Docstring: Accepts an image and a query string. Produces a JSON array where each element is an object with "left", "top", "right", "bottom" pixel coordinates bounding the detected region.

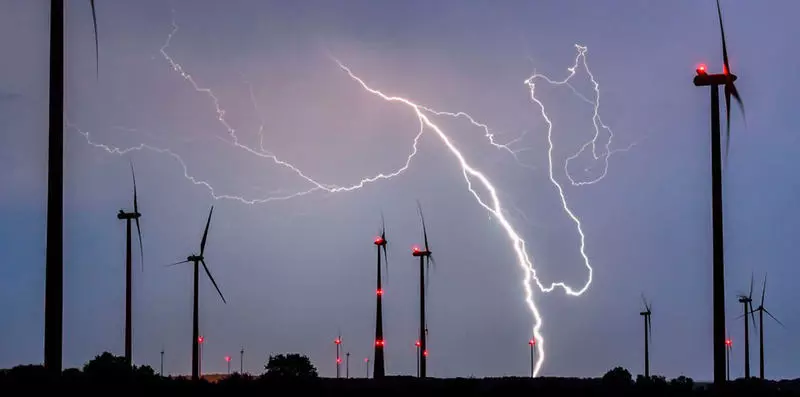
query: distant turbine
[
  {"left": 735, "top": 275, "right": 756, "bottom": 379},
  {"left": 372, "top": 214, "right": 389, "bottom": 378},
  {"left": 751, "top": 274, "right": 785, "bottom": 380},
  {"left": 692, "top": 0, "right": 746, "bottom": 385},
  {"left": 116, "top": 162, "right": 144, "bottom": 367},
  {"left": 639, "top": 295, "right": 652, "bottom": 378},
  {"left": 411, "top": 201, "right": 436, "bottom": 378},
  {"left": 334, "top": 334, "right": 342, "bottom": 379},
  {"left": 167, "top": 206, "right": 226, "bottom": 381}
]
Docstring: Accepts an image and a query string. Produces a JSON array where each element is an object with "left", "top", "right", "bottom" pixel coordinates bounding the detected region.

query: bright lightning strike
[{"left": 75, "top": 8, "right": 632, "bottom": 377}]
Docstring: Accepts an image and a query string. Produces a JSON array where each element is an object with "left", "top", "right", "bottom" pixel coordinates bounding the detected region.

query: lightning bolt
[{"left": 74, "top": 7, "right": 633, "bottom": 377}]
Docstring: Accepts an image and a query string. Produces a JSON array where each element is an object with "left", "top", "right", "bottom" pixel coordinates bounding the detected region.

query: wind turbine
[
  {"left": 167, "top": 206, "right": 226, "bottom": 381},
  {"left": 640, "top": 295, "right": 652, "bottom": 378},
  {"left": 45, "top": 0, "right": 99, "bottom": 373},
  {"left": 411, "top": 201, "right": 435, "bottom": 378},
  {"left": 692, "top": 0, "right": 746, "bottom": 386},
  {"left": 117, "top": 162, "right": 144, "bottom": 367},
  {"left": 372, "top": 214, "right": 389, "bottom": 378},
  {"left": 736, "top": 275, "right": 756, "bottom": 379},
  {"left": 752, "top": 274, "right": 785, "bottom": 380}
]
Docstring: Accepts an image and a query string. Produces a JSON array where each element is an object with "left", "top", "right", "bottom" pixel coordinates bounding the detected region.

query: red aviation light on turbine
[
  {"left": 376, "top": 288, "right": 384, "bottom": 296},
  {"left": 696, "top": 64, "right": 708, "bottom": 76},
  {"left": 364, "top": 358, "right": 369, "bottom": 363},
  {"left": 334, "top": 338, "right": 341, "bottom": 345},
  {"left": 198, "top": 336, "right": 204, "bottom": 344},
  {"left": 412, "top": 245, "right": 421, "bottom": 253},
  {"left": 374, "top": 236, "right": 385, "bottom": 245},
  {"left": 423, "top": 350, "right": 428, "bottom": 357},
  {"left": 337, "top": 357, "right": 342, "bottom": 364},
  {"left": 725, "top": 339, "right": 732, "bottom": 347},
  {"left": 415, "top": 340, "right": 421, "bottom": 347},
  {"left": 375, "top": 339, "right": 385, "bottom": 347},
  {"left": 529, "top": 339, "right": 535, "bottom": 346},
  {"left": 225, "top": 356, "right": 231, "bottom": 362}
]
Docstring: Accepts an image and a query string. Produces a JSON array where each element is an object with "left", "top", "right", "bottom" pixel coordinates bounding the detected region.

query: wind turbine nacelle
[
  {"left": 412, "top": 249, "right": 430, "bottom": 257},
  {"left": 693, "top": 71, "right": 737, "bottom": 87}
]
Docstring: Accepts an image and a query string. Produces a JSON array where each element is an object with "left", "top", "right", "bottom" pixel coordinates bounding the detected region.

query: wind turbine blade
[
  {"left": 131, "top": 162, "right": 144, "bottom": 271},
  {"left": 716, "top": 0, "right": 729, "bottom": 75},
  {"left": 382, "top": 244, "right": 389, "bottom": 283},
  {"left": 763, "top": 308, "right": 786, "bottom": 329},
  {"left": 648, "top": 316, "right": 652, "bottom": 340},
  {"left": 748, "top": 273, "right": 754, "bottom": 300},
  {"left": 89, "top": 0, "right": 99, "bottom": 77},
  {"left": 166, "top": 259, "right": 190, "bottom": 267},
  {"left": 201, "top": 259, "right": 226, "bottom": 304},
  {"left": 417, "top": 200, "right": 430, "bottom": 252},
  {"left": 724, "top": 84, "right": 732, "bottom": 159},
  {"left": 429, "top": 254, "right": 437, "bottom": 271},
  {"left": 750, "top": 304, "right": 757, "bottom": 330},
  {"left": 641, "top": 293, "right": 647, "bottom": 310},
  {"left": 760, "top": 273, "right": 767, "bottom": 307},
  {"left": 200, "top": 206, "right": 214, "bottom": 256}
]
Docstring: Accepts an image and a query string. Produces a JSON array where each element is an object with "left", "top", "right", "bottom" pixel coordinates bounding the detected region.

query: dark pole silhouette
[
  {"left": 198, "top": 336, "right": 203, "bottom": 378},
  {"left": 167, "top": 206, "right": 226, "bottom": 381},
  {"left": 725, "top": 338, "right": 732, "bottom": 381},
  {"left": 240, "top": 347, "right": 244, "bottom": 374},
  {"left": 334, "top": 335, "right": 342, "bottom": 379},
  {"left": 737, "top": 276, "right": 756, "bottom": 379},
  {"left": 226, "top": 355, "right": 231, "bottom": 375},
  {"left": 160, "top": 348, "right": 164, "bottom": 376},
  {"left": 752, "top": 274, "right": 785, "bottom": 380},
  {"left": 415, "top": 340, "right": 420, "bottom": 377},
  {"left": 346, "top": 352, "right": 350, "bottom": 378},
  {"left": 45, "top": 0, "right": 99, "bottom": 374},
  {"left": 692, "top": 0, "right": 745, "bottom": 386},
  {"left": 412, "top": 201, "right": 435, "bottom": 378},
  {"left": 117, "top": 163, "right": 144, "bottom": 367},
  {"left": 364, "top": 358, "right": 369, "bottom": 378},
  {"left": 528, "top": 339, "right": 536, "bottom": 378},
  {"left": 373, "top": 215, "right": 389, "bottom": 378},
  {"left": 640, "top": 295, "right": 652, "bottom": 378}
]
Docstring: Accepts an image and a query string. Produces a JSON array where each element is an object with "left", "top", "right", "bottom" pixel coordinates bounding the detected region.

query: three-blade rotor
[
  {"left": 380, "top": 212, "right": 389, "bottom": 279},
  {"left": 131, "top": 162, "right": 144, "bottom": 271},
  {"left": 89, "top": 0, "right": 99, "bottom": 77},
  {"left": 641, "top": 294, "right": 652, "bottom": 339},
  {"left": 166, "top": 206, "right": 226, "bottom": 304},
  {"left": 716, "top": 0, "right": 746, "bottom": 159}
]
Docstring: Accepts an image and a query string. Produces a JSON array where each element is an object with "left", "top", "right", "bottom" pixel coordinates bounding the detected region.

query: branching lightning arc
[{"left": 74, "top": 9, "right": 633, "bottom": 376}]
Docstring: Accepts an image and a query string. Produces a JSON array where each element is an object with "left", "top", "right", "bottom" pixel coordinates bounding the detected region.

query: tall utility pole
[
  {"left": 334, "top": 336, "right": 342, "bottom": 379},
  {"left": 694, "top": 65, "right": 733, "bottom": 387},
  {"left": 528, "top": 339, "right": 536, "bottom": 378},
  {"left": 45, "top": 0, "right": 65, "bottom": 375},
  {"left": 725, "top": 338, "right": 732, "bottom": 381}
]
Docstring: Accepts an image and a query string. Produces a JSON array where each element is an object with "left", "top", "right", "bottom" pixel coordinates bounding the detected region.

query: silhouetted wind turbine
[
  {"left": 117, "top": 162, "right": 144, "bottom": 367},
  {"left": 640, "top": 295, "right": 652, "bottom": 378},
  {"left": 167, "top": 206, "right": 226, "bottom": 381},
  {"left": 372, "top": 214, "right": 389, "bottom": 378},
  {"left": 45, "top": 0, "right": 99, "bottom": 373},
  {"left": 752, "top": 274, "right": 785, "bottom": 380},
  {"left": 692, "top": 0, "right": 746, "bottom": 386},
  {"left": 411, "top": 201, "right": 435, "bottom": 378},
  {"left": 736, "top": 275, "right": 757, "bottom": 379}
]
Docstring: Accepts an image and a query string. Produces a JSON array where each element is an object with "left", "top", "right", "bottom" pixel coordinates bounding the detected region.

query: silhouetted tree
[
  {"left": 263, "top": 354, "right": 317, "bottom": 378},
  {"left": 602, "top": 366, "right": 633, "bottom": 389},
  {"left": 669, "top": 375, "right": 695, "bottom": 391}
]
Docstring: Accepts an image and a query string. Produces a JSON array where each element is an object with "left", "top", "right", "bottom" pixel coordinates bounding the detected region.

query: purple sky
[{"left": 1, "top": 0, "right": 799, "bottom": 380}]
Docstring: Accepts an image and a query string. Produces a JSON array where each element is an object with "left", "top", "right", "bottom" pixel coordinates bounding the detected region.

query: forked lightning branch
[{"left": 74, "top": 9, "right": 633, "bottom": 376}]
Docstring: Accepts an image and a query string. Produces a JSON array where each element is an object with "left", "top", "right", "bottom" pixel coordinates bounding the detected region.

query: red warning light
[
  {"left": 225, "top": 356, "right": 231, "bottom": 362},
  {"left": 334, "top": 338, "right": 341, "bottom": 345},
  {"left": 375, "top": 339, "right": 385, "bottom": 347},
  {"left": 415, "top": 340, "right": 421, "bottom": 347},
  {"left": 376, "top": 289, "right": 383, "bottom": 295},
  {"left": 374, "top": 237, "right": 384, "bottom": 244},
  {"left": 696, "top": 64, "right": 707, "bottom": 75},
  {"left": 412, "top": 245, "right": 420, "bottom": 253},
  {"left": 725, "top": 339, "right": 732, "bottom": 347},
  {"left": 529, "top": 339, "right": 535, "bottom": 346},
  {"left": 423, "top": 350, "right": 428, "bottom": 357},
  {"left": 337, "top": 357, "right": 342, "bottom": 364},
  {"left": 364, "top": 358, "right": 369, "bottom": 363},
  {"left": 198, "top": 336, "right": 204, "bottom": 343}
]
